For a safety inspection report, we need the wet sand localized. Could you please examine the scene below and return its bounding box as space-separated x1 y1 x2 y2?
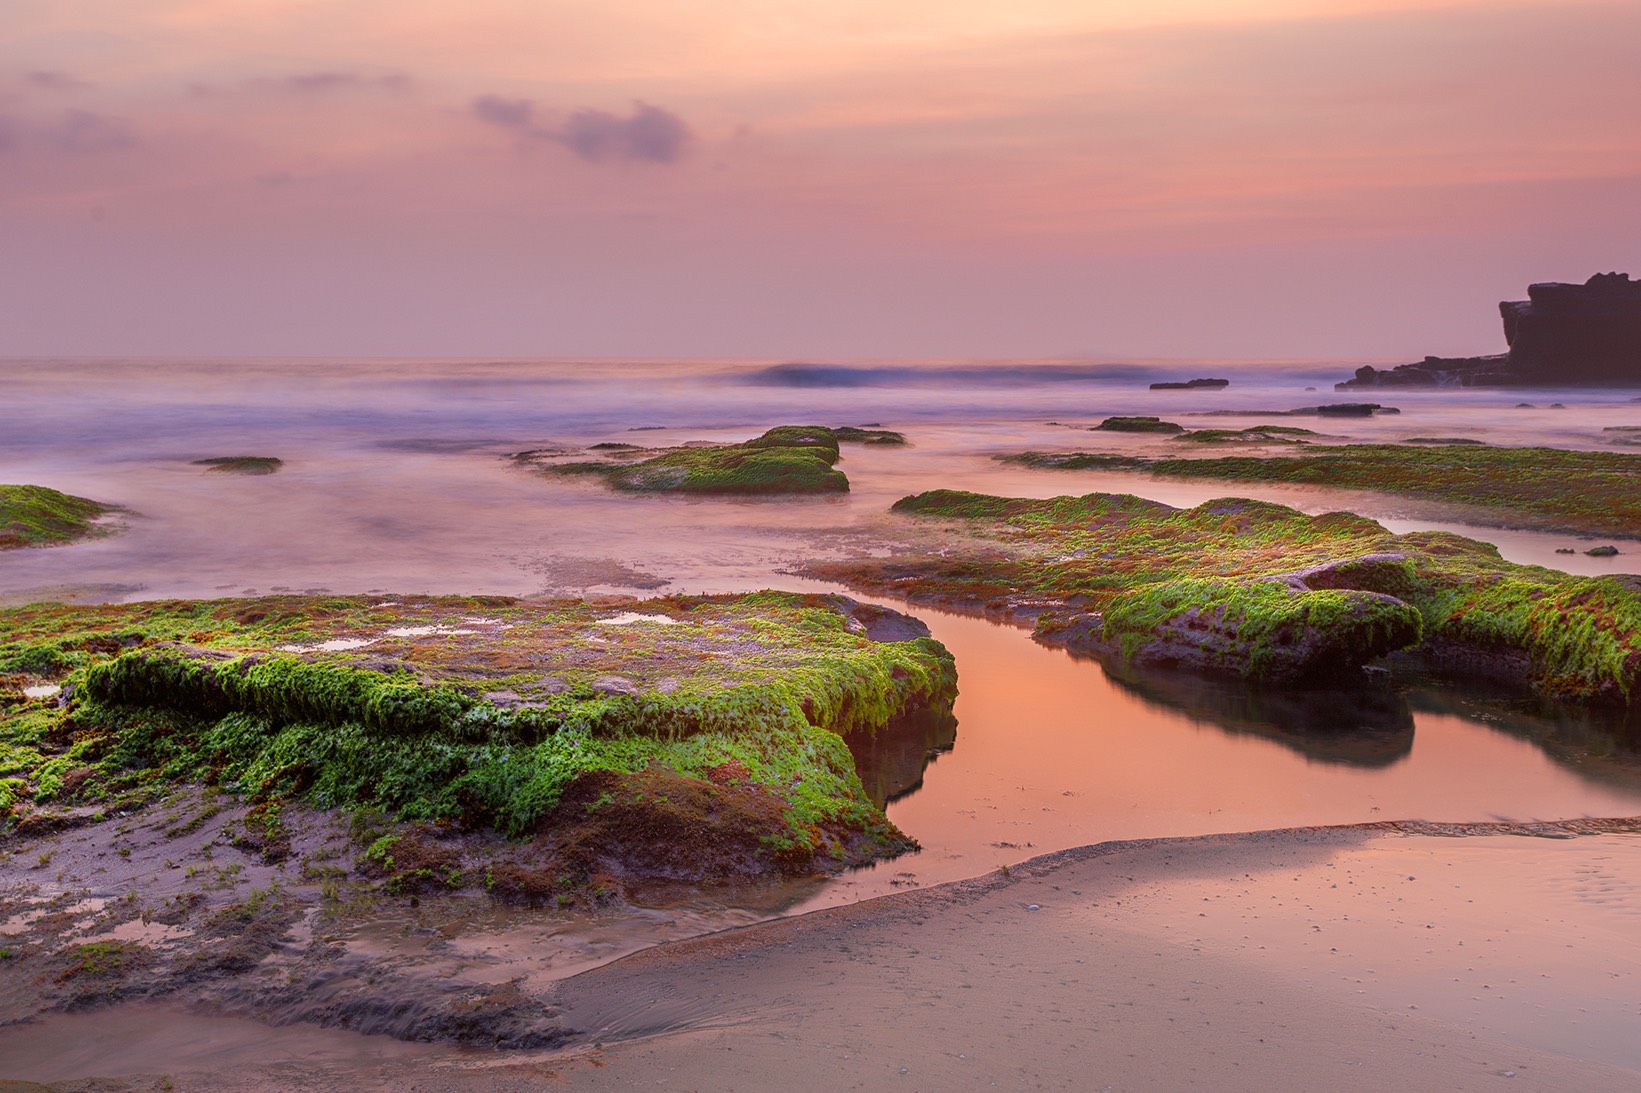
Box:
7 821 1640 1091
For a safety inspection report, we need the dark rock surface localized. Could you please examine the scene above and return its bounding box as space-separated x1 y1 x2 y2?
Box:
1150 377 1230 390
1341 273 1641 389
1504 273 1641 380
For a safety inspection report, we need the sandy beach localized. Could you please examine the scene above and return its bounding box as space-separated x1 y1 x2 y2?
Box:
7 819 1640 1091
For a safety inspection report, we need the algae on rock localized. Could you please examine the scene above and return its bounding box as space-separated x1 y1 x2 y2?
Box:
809 488 1641 708
192 457 284 476
0 485 119 550
520 425 878 495
0 591 958 879
999 443 1641 539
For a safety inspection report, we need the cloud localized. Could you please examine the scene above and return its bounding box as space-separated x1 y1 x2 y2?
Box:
561 103 690 163
42 110 137 153
25 71 90 91
472 94 535 129
0 110 135 154
187 72 413 97
471 96 693 164
272 71 412 94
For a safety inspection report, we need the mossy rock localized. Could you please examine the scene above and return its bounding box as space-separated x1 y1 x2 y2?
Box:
1074 576 1422 684
0 485 118 550
192 457 284 476
0 592 957 874
1171 426 1316 444
832 426 907 445
741 425 842 457
1403 437 1486 446
1001 443 1641 538
1094 416 1184 434
815 488 1641 705
523 426 852 495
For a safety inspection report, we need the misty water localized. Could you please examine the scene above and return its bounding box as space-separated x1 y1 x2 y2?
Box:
8 357 1641 931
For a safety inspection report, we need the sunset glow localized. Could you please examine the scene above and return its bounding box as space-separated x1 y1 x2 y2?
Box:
4 0 1638 357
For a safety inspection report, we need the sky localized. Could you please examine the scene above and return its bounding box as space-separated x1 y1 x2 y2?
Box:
2 0 1638 360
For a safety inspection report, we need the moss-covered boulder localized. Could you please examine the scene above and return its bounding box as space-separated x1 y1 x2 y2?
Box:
523 426 855 495
1094 416 1184 434
1054 576 1421 684
832 426 908 445
0 485 118 550
192 457 283 476
0 591 957 879
1171 426 1317 444
810 488 1641 706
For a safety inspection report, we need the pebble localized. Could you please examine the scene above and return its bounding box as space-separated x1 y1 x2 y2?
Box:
1027 904 1040 911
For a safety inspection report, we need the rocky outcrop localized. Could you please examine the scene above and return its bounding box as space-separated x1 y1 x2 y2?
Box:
1502 272 1641 380
1340 273 1641 388
1150 377 1229 390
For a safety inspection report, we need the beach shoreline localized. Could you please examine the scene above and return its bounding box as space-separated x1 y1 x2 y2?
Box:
6 816 1641 1090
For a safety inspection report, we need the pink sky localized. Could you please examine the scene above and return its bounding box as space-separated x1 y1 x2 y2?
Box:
2 0 1637 359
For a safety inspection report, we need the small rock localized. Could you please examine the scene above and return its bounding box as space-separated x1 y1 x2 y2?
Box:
1027 904 1040 911
1586 545 1620 557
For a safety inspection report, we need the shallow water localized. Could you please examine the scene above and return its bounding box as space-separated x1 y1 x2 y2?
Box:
9 357 1641 864
7 356 1641 1031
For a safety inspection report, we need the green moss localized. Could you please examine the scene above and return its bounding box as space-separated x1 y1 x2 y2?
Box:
740 425 842 456
1 592 956 855
524 426 852 495
0 485 116 550
1170 426 1316 444
1094 416 1184 434
819 488 1641 704
192 457 284 475
998 452 1151 472
1099 576 1422 680
1404 437 1486 445
832 426 907 445
1002 444 1641 538
57 940 147 980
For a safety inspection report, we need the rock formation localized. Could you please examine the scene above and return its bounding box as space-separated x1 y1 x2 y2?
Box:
1340 273 1641 388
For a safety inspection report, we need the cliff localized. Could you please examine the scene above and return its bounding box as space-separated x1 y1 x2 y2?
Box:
1341 273 1641 388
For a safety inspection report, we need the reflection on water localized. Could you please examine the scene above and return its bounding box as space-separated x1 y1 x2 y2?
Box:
848 706 960 809
1094 660 1416 768
788 606 1641 914
1405 685 1641 788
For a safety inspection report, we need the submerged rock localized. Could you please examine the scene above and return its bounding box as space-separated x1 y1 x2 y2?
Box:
1149 377 1230 390
193 456 284 475
1095 416 1185 434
